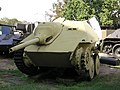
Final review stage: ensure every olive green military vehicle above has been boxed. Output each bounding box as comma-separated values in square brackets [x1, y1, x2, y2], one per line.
[10, 18, 100, 80]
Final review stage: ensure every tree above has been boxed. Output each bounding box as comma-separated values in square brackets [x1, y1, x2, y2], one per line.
[52, 0, 120, 27]
[63, 0, 93, 20]
[98, 0, 120, 27]
[0, 17, 21, 25]
[46, 0, 64, 21]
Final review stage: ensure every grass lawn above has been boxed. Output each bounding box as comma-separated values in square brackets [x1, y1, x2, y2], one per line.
[0, 69, 120, 90]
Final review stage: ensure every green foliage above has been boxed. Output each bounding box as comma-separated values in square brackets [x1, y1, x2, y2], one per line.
[63, 0, 93, 20]
[0, 17, 21, 25]
[53, 0, 119, 26]
[98, 0, 119, 26]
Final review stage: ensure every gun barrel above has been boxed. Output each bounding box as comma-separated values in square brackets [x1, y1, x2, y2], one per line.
[10, 38, 39, 52]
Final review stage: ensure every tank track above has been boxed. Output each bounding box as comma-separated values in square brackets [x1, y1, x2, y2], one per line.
[72, 47, 88, 80]
[78, 53, 89, 80]
[14, 49, 40, 76]
[72, 46, 96, 80]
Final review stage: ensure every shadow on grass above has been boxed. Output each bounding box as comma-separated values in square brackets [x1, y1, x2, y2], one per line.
[27, 68, 98, 86]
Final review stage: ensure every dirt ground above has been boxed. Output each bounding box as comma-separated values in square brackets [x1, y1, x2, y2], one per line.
[0, 56, 120, 75]
[0, 55, 120, 85]
[0, 56, 17, 70]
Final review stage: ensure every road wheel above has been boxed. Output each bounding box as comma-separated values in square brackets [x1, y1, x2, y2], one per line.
[112, 44, 120, 58]
[84, 47, 94, 80]
[103, 43, 112, 53]
[94, 55, 100, 75]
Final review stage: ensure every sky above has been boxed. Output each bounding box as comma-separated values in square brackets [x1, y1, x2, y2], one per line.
[0, 0, 57, 22]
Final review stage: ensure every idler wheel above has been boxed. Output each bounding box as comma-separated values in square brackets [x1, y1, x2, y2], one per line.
[112, 44, 120, 58]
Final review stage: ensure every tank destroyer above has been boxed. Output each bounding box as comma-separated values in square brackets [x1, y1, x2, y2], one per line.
[10, 18, 100, 80]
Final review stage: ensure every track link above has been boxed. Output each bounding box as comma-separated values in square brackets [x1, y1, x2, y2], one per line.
[14, 49, 40, 76]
